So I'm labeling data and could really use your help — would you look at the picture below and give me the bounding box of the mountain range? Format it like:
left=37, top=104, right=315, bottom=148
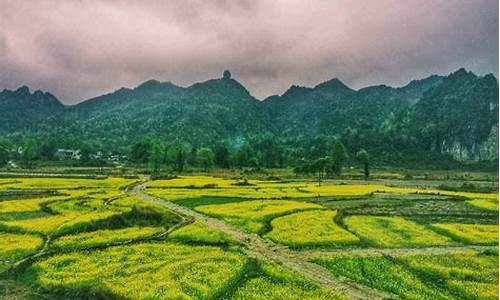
left=0, top=68, right=498, bottom=166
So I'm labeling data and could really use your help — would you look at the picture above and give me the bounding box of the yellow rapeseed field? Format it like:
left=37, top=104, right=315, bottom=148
left=400, top=252, right=498, bottom=299
left=265, top=210, right=360, bottom=248
left=26, top=243, right=247, bottom=299
left=169, top=221, right=236, bottom=245
left=431, top=223, right=498, bottom=245
left=52, top=226, right=165, bottom=250
left=345, top=216, right=453, bottom=247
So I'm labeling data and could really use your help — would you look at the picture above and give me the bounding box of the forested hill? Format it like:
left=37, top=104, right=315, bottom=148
left=0, top=68, right=498, bottom=167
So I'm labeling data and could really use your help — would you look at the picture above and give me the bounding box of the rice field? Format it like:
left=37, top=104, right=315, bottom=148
left=0, top=174, right=497, bottom=299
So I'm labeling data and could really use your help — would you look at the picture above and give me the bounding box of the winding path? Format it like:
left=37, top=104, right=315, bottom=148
left=129, top=178, right=498, bottom=300
left=129, top=179, right=396, bottom=300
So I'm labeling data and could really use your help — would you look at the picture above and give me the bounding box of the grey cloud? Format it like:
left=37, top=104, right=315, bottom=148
left=0, top=0, right=497, bottom=104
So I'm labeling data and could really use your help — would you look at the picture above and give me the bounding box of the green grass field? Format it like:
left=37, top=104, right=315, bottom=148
left=0, top=175, right=497, bottom=299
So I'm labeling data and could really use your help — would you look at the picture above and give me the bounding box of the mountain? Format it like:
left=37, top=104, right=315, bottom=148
left=0, top=86, right=65, bottom=134
left=0, top=69, right=497, bottom=165
left=410, top=69, right=498, bottom=161
left=38, top=71, right=272, bottom=149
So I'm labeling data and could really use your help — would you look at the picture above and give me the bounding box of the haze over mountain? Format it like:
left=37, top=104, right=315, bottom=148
left=0, top=68, right=497, bottom=167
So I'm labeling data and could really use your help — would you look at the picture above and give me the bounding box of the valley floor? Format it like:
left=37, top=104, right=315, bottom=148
left=0, top=173, right=498, bottom=299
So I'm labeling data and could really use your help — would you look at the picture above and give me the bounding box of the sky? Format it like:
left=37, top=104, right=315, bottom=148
left=0, top=0, right=498, bottom=104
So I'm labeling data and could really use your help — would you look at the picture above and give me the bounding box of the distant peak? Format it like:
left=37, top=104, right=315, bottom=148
left=282, top=85, right=312, bottom=97
left=223, top=70, right=232, bottom=80
left=15, top=85, right=30, bottom=95
left=134, top=80, right=180, bottom=92
left=314, top=78, right=353, bottom=93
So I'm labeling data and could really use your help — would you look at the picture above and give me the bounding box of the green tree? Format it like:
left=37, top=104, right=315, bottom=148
left=0, top=140, right=9, bottom=167
left=149, top=141, right=165, bottom=174
left=130, top=140, right=151, bottom=163
left=39, top=139, right=57, bottom=161
left=175, top=147, right=185, bottom=172
left=20, top=138, right=39, bottom=168
left=312, top=157, right=329, bottom=186
left=331, top=139, right=347, bottom=176
left=356, top=149, right=370, bottom=178
left=214, top=143, right=230, bottom=168
left=235, top=143, right=255, bottom=168
left=197, top=147, right=215, bottom=172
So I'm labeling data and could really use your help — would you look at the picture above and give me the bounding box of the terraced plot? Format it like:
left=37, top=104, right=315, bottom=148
left=431, top=223, right=498, bottom=245
left=195, top=199, right=322, bottom=233
left=265, top=210, right=360, bottom=248
left=1, top=175, right=498, bottom=299
left=0, top=232, right=43, bottom=273
left=23, top=243, right=247, bottom=299
left=344, top=216, right=453, bottom=247
left=52, top=226, right=166, bottom=250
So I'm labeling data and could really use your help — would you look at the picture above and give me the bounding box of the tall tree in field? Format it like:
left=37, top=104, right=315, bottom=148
left=331, top=139, right=347, bottom=176
left=313, top=157, right=329, bottom=186
left=130, top=140, right=151, bottom=163
left=356, top=149, right=370, bottom=178
left=175, top=147, right=185, bottom=172
left=197, top=147, right=215, bottom=172
left=214, top=143, right=230, bottom=168
left=235, top=143, right=255, bottom=168
left=149, top=141, right=165, bottom=174
left=0, top=140, right=9, bottom=167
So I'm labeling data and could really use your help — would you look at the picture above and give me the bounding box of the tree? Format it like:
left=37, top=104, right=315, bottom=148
left=0, top=141, right=9, bottom=167
left=214, top=143, right=230, bottom=168
left=175, top=147, right=185, bottom=172
left=312, top=157, right=329, bottom=186
left=149, top=141, right=165, bottom=174
left=197, top=147, right=215, bottom=172
left=20, top=138, right=39, bottom=168
left=39, top=139, right=57, bottom=161
left=356, top=149, right=370, bottom=178
left=331, top=139, right=347, bottom=176
left=130, top=140, right=151, bottom=163
left=235, top=143, right=255, bottom=168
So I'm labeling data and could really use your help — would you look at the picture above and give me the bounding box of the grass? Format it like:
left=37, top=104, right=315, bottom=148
left=23, top=242, right=247, bottom=299
left=51, top=226, right=166, bottom=251
left=344, top=216, right=453, bottom=248
left=195, top=199, right=321, bottom=233
left=168, top=221, right=236, bottom=245
left=265, top=210, right=360, bottom=248
left=431, top=223, right=498, bottom=245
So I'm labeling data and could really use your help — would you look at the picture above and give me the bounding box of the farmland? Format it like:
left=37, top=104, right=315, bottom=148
left=0, top=174, right=498, bottom=299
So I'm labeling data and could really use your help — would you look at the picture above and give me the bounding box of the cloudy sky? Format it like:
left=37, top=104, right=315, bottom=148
left=0, top=0, right=498, bottom=104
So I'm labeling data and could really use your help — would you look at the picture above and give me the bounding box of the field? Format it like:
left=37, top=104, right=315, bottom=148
left=0, top=174, right=498, bottom=299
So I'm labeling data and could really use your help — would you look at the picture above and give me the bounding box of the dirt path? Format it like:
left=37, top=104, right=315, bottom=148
left=129, top=180, right=396, bottom=300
